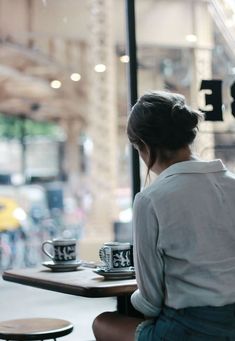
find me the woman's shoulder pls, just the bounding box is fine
[141,174,176,196]
[135,178,169,206]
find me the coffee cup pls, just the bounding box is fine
[42,238,77,263]
[99,242,133,270]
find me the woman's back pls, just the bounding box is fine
[138,159,235,309]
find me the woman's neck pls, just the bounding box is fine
[152,146,193,174]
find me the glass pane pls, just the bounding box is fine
[0,0,131,268]
[135,0,235,182]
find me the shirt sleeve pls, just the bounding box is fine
[131,192,164,317]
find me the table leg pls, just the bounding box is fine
[117,295,143,317]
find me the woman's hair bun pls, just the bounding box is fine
[127,90,205,156]
[171,103,202,130]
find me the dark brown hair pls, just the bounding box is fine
[127,91,204,175]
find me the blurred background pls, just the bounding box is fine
[0,0,234,270]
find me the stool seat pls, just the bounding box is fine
[0,318,73,340]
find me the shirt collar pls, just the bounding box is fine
[156,158,227,183]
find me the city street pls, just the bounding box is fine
[0,276,116,340]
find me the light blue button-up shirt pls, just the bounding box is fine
[131,159,235,317]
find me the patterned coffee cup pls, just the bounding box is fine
[42,239,77,263]
[99,242,132,270]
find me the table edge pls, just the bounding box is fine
[2,271,137,298]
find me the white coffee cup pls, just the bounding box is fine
[42,238,77,263]
[99,242,132,270]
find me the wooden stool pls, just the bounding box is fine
[0,318,73,340]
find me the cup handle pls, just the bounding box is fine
[99,246,107,262]
[42,241,54,260]
[99,246,112,269]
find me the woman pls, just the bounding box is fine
[93,91,235,340]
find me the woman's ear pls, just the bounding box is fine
[139,139,149,153]
[138,144,150,167]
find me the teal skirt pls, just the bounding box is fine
[136,303,235,340]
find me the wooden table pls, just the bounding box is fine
[3,267,138,315]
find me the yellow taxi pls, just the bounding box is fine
[0,197,26,232]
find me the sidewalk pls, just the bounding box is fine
[0,277,116,340]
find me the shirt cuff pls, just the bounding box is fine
[131,289,162,317]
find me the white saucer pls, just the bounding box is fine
[98,266,135,273]
[93,267,135,280]
[42,260,82,272]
